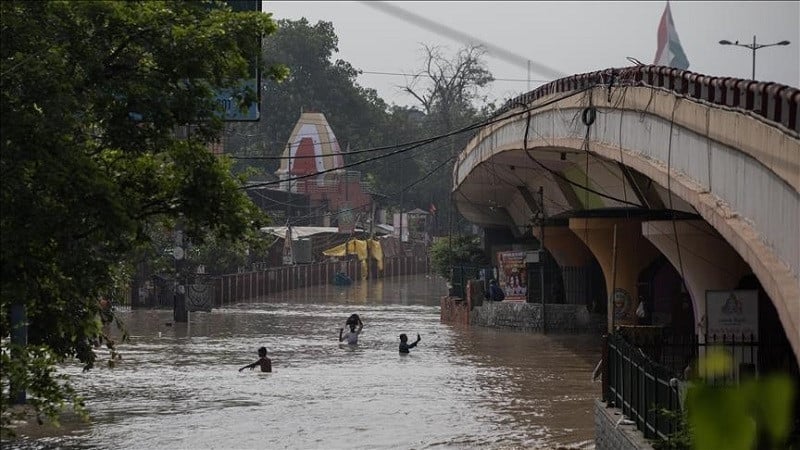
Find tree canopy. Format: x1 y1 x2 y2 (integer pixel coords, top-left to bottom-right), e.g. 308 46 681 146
227 18 388 180
0 0 284 429
227 22 496 234
430 234 490 281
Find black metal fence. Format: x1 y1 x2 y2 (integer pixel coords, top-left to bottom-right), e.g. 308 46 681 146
606 333 683 440
450 265 492 299
621 330 792 384
606 331 796 441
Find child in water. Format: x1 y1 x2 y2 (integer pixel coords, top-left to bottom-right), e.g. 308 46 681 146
239 346 272 372
399 333 421 354
339 314 364 345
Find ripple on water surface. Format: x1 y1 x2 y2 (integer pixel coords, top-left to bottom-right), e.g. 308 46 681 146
8 275 600 449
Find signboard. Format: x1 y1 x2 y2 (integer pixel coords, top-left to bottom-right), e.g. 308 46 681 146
214 79 260 121
186 284 213 312
524 250 540 264
705 289 759 382
216 0 261 121
706 290 758 338
497 251 528 302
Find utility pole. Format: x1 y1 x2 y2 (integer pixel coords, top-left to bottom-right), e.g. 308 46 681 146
399 167 404 245
367 200 376 279
609 224 618 333
527 60 531 91
173 228 188 323
538 186 546 334
10 301 27 404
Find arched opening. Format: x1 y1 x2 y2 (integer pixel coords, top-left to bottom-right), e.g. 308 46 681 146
637 255 693 335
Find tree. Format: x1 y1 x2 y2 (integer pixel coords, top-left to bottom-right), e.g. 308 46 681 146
430 235 490 281
404 44 494 122
402 45 496 231
227 18 389 181
0 0 285 431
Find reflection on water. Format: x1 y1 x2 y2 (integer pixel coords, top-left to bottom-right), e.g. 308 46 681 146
9 275 600 449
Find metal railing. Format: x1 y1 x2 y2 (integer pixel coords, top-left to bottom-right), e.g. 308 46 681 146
606 333 683 440
605 331 795 441
450 265 492 299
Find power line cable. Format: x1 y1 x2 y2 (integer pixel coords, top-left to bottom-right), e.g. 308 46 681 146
359 1 566 80
277 142 457 224
242 87 591 191
359 70 552 84
247 86 599 227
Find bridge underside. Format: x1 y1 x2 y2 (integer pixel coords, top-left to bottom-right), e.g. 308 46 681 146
453 78 800 365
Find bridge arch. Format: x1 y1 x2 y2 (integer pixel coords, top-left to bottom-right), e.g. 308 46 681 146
454 66 799 362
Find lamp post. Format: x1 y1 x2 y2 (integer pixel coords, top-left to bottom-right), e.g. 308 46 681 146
719 35 790 80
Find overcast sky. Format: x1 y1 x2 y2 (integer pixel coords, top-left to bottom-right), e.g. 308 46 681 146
262 1 799 107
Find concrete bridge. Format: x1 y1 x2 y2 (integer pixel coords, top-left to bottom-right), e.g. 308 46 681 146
453 65 799 363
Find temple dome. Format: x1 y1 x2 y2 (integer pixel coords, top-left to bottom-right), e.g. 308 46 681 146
275 112 345 191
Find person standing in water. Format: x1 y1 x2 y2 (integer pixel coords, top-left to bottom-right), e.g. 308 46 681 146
339 314 363 345
239 346 272 372
399 333 421 354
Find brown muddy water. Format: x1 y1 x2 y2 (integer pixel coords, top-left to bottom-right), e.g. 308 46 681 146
7 274 602 449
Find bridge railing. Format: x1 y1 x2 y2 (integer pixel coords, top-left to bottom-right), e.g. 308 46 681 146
499 65 800 135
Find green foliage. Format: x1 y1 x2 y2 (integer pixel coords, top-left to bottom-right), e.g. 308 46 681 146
1 0 284 431
430 235 489 281
0 344 88 437
187 229 274 275
226 21 496 227
653 407 693 450
687 368 796 449
228 18 388 180
655 348 797 450
396 45 496 227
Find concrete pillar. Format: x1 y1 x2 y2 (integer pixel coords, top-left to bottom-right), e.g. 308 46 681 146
570 217 661 328
534 226 595 305
533 226 593 267
642 220 750 335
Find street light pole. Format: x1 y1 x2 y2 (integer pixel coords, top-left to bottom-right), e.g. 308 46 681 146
718 35 791 80
751 35 756 81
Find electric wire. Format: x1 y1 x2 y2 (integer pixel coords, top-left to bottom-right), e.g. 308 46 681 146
271 141 457 225
245 86 595 191
666 98 688 293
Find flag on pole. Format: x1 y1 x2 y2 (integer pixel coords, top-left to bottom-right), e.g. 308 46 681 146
654 2 690 70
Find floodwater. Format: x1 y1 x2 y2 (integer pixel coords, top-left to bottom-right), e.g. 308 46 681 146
8 274 602 450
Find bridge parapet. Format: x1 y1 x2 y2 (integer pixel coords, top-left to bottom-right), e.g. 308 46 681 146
502 66 800 135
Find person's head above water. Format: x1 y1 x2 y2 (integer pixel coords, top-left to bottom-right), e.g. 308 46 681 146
258 346 267 357
399 333 408 343
346 313 361 331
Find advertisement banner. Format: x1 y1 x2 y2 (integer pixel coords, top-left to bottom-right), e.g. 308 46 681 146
497 251 528 302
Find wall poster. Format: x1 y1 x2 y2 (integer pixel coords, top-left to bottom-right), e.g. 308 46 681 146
497 251 528 302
